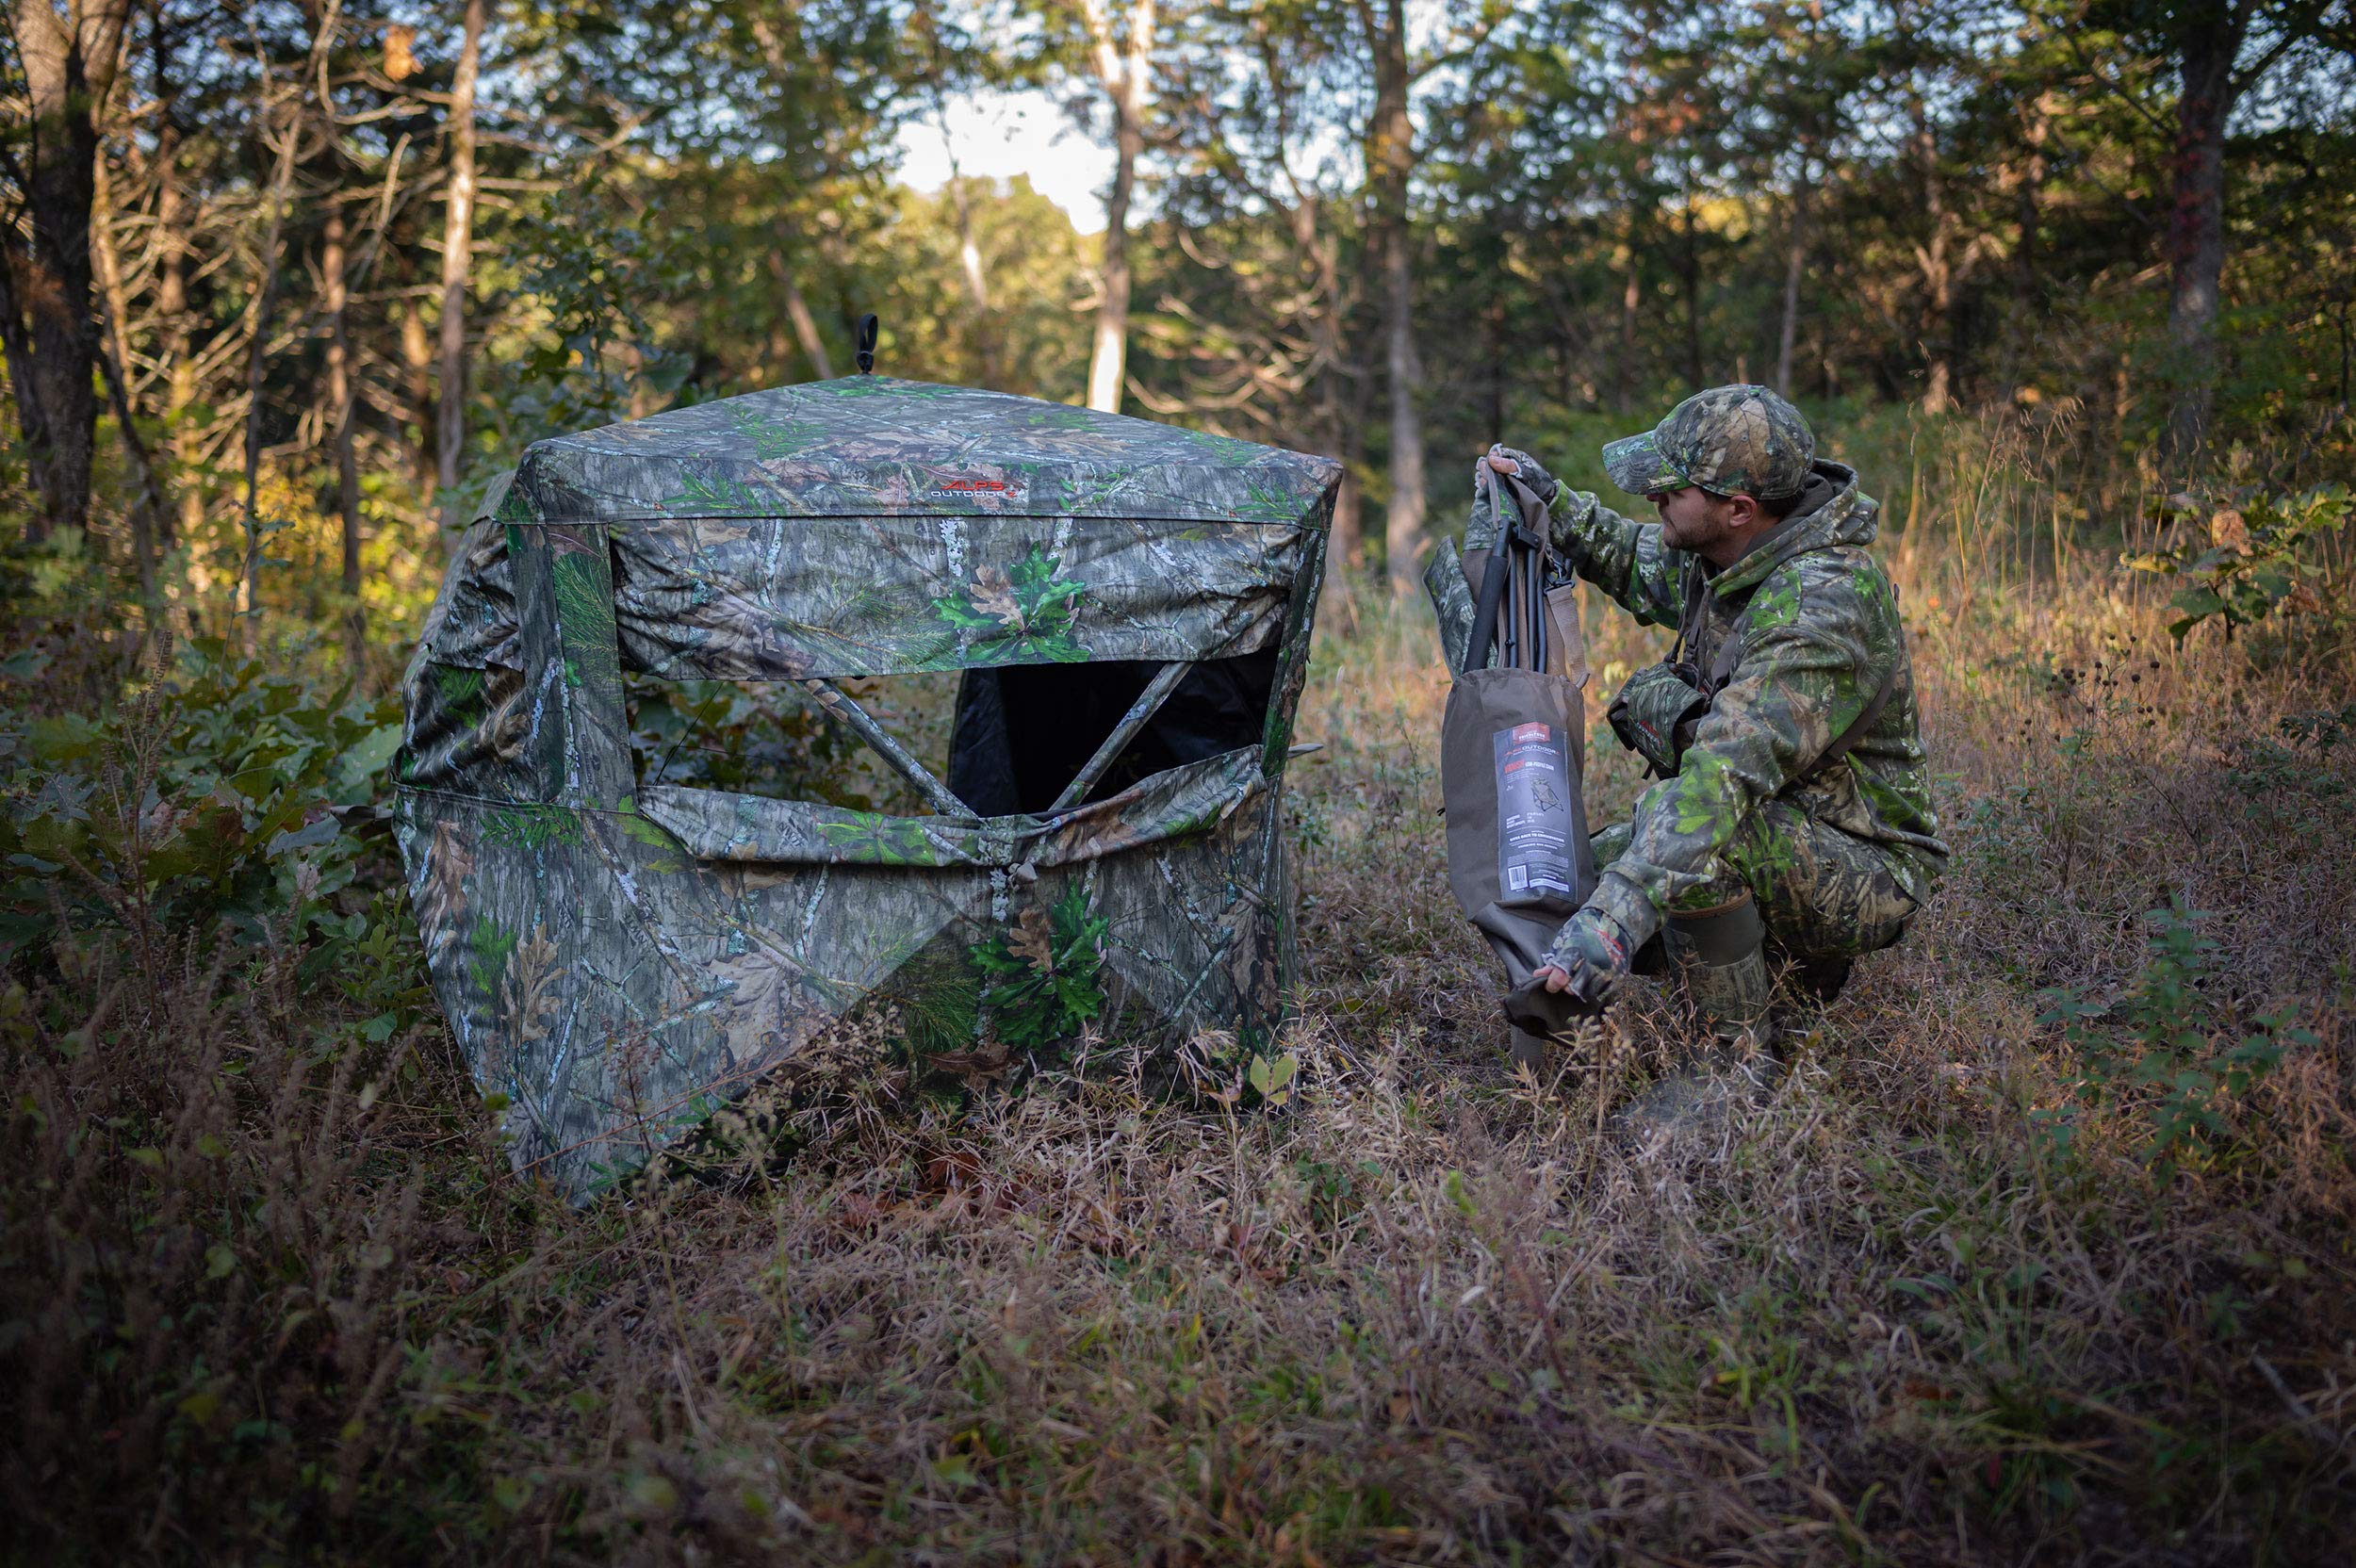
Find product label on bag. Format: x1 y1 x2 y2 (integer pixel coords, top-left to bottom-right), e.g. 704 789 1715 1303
1493 722 1576 902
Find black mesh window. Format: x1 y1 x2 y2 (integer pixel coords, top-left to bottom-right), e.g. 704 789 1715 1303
946 649 1280 817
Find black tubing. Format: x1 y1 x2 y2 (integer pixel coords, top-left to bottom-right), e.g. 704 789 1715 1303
1467 533 1511 671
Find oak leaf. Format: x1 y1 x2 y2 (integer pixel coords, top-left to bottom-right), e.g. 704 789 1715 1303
1007 906 1055 974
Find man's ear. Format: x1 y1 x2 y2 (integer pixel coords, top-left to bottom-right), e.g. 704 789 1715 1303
1726 492 1765 529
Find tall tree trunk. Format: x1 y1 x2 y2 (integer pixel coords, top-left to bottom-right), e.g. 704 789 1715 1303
1082 0 1155 414
2163 5 2247 466
89 154 136 423
1774 175 1808 398
95 296 166 645
1368 0 1424 599
237 59 306 638
943 151 1001 388
155 87 197 551
401 295 435 489
1301 197 1360 577
2010 93 2052 384
1911 100 1956 414
1616 227 1640 413
1322 367 1362 576
323 204 365 669
90 152 167 632
1677 157 1705 388
435 0 487 534
3 0 137 543
767 249 834 379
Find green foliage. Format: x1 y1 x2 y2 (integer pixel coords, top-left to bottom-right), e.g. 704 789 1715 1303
626 675 869 805
933 547 1089 665
2125 484 2351 644
486 200 699 457
0 639 400 961
1248 1050 1300 1107
2220 704 2356 829
2036 903 2313 1167
973 886 1109 1052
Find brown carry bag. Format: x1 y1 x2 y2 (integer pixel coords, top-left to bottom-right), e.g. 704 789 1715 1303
1434 468 1603 1055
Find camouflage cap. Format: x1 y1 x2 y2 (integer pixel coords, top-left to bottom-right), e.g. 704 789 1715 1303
1600 384 1815 501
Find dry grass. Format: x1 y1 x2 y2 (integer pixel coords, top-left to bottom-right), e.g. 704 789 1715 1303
6 544 2355 1565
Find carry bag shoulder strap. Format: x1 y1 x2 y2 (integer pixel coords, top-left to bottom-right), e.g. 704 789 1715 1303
1809 660 1899 779
1693 550 1900 780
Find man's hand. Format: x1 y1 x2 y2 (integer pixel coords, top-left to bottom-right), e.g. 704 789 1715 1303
1484 445 1562 508
1467 445 1562 554
1532 906 1632 1001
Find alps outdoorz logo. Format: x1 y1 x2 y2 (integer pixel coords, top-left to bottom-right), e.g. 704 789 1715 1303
925 474 1027 502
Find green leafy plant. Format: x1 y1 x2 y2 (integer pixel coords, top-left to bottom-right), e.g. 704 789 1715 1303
626 674 870 805
2035 902 2312 1166
2220 703 2354 825
932 547 1089 664
2125 484 2349 644
1247 1051 1300 1107
1 639 400 961
973 886 1109 1052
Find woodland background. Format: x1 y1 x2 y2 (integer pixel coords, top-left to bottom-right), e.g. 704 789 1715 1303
6 3 2356 1564
4 0 2355 648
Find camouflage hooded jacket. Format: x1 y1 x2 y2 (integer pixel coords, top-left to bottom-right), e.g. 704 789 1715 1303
1540 463 1947 947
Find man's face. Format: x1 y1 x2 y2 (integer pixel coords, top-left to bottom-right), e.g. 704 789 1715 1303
1650 485 1741 552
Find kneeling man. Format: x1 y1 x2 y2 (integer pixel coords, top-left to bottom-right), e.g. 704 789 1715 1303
1475 386 1946 1043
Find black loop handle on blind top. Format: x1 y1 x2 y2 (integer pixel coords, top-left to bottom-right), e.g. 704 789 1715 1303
855 313 878 374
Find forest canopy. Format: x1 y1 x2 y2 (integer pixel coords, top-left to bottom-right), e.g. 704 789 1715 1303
5 0 2354 648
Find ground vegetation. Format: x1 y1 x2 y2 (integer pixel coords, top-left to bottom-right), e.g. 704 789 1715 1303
5 1 2356 1561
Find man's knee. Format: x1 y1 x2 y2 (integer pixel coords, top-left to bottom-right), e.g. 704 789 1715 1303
1737 808 1918 960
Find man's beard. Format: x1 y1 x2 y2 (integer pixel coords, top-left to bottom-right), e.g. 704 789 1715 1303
1660 512 1712 551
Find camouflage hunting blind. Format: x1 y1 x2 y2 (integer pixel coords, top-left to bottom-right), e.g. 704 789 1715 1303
396 376 1339 1196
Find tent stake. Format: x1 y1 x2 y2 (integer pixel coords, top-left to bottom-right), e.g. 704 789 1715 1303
798 678 975 819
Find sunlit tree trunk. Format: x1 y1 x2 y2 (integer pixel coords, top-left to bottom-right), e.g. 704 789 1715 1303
1296 195 1360 576
2010 93 2053 385
1367 0 1425 599
401 296 436 490
1912 106 1955 415
1322 369 1362 575
943 144 1001 388
436 0 487 536
91 150 167 632
1081 0 1155 413
768 250 835 380
155 82 199 552
323 204 365 670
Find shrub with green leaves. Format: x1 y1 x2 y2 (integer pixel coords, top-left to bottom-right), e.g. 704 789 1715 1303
2036 902 2314 1167
0 638 401 964
973 885 1110 1052
2126 482 2350 644
626 673 867 804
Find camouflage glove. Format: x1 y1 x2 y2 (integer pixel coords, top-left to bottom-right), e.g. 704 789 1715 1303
1466 445 1562 553
1487 445 1562 506
1537 905 1634 1003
